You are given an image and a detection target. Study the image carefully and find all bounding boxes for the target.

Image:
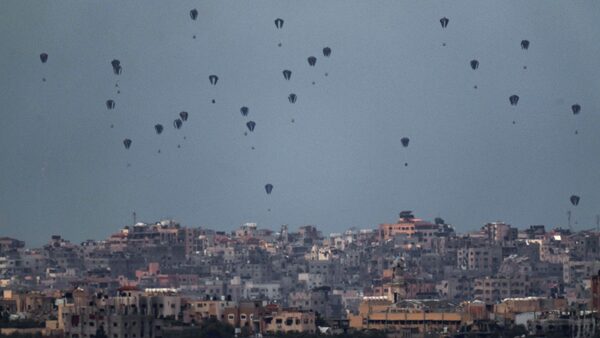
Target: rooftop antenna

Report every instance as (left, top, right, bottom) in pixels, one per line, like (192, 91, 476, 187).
(133, 211, 137, 225)
(567, 210, 572, 231)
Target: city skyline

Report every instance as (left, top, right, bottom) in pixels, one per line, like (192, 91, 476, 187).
(5, 211, 595, 249)
(0, 211, 598, 337)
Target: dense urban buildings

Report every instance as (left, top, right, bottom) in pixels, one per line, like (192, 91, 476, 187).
(1, 212, 600, 337)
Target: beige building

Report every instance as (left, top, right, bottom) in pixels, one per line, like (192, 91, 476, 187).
(262, 309, 316, 335)
(474, 276, 531, 303)
(493, 297, 567, 321)
(58, 288, 179, 338)
(349, 298, 471, 334)
(185, 299, 235, 323)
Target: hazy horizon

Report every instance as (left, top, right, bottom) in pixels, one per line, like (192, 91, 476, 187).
(2, 1, 600, 247)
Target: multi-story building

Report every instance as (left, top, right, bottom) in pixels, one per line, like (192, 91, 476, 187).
(349, 298, 472, 334)
(262, 308, 316, 335)
(474, 276, 530, 303)
(591, 270, 600, 313)
(456, 245, 503, 273)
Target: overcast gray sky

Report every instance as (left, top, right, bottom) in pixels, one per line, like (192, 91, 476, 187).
(1, 1, 600, 246)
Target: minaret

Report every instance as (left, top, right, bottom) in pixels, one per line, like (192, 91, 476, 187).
(391, 257, 407, 303)
(280, 224, 289, 243)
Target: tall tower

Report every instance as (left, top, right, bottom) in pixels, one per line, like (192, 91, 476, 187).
(591, 271, 600, 314)
(280, 224, 289, 244)
(390, 257, 407, 303)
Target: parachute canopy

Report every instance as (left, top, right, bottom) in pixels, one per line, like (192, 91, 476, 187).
(572, 104, 581, 115)
(240, 106, 249, 117)
(323, 47, 331, 57)
(246, 121, 256, 132)
(521, 40, 530, 50)
(155, 124, 164, 135)
(570, 195, 580, 206)
(288, 93, 297, 103)
(401, 137, 410, 147)
(282, 70, 292, 81)
(174, 119, 183, 129)
(209, 75, 218, 85)
(509, 95, 519, 106)
(179, 111, 188, 121)
(274, 18, 284, 29)
(40, 53, 48, 63)
(307, 56, 317, 66)
(470, 59, 479, 70)
(123, 139, 132, 149)
(265, 183, 273, 194)
(106, 100, 115, 110)
(190, 9, 198, 20)
(440, 17, 449, 28)
(111, 59, 122, 75)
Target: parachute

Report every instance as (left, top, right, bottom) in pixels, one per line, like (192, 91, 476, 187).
(282, 70, 292, 81)
(209, 75, 218, 85)
(111, 59, 122, 75)
(265, 183, 273, 194)
(40, 53, 48, 63)
(155, 124, 164, 135)
(190, 9, 198, 20)
(106, 100, 115, 110)
(509, 95, 519, 106)
(174, 119, 183, 129)
(274, 18, 284, 29)
(240, 106, 249, 117)
(123, 139, 132, 149)
(470, 60, 479, 70)
(307, 56, 317, 66)
(246, 121, 256, 132)
(323, 47, 331, 57)
(570, 195, 580, 206)
(521, 40, 530, 50)
(572, 104, 581, 115)
(288, 93, 297, 103)
(179, 111, 189, 121)
(440, 17, 449, 28)
(401, 137, 410, 147)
